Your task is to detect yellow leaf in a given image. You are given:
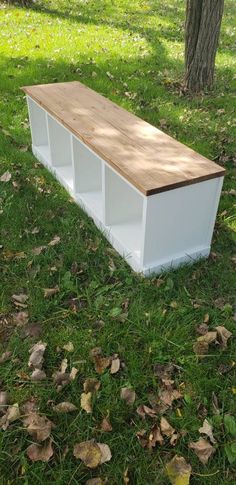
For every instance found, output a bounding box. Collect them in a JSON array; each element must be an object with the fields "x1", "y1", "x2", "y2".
[{"x1": 166, "y1": 455, "x2": 191, "y2": 485}]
